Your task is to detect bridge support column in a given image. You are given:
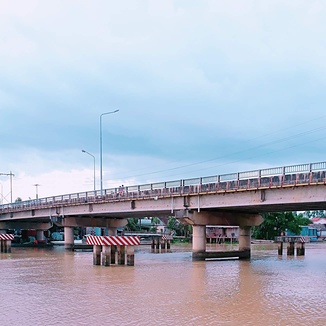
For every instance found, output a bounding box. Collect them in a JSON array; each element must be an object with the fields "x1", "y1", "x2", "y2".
[
  {"x1": 118, "y1": 246, "x2": 126, "y2": 265},
  {"x1": 192, "y1": 225, "x2": 206, "y2": 260},
  {"x1": 238, "y1": 226, "x2": 251, "y2": 259},
  {"x1": 102, "y1": 245, "x2": 111, "y2": 266},
  {"x1": 287, "y1": 242, "x2": 295, "y2": 256},
  {"x1": 278, "y1": 242, "x2": 283, "y2": 255},
  {"x1": 111, "y1": 246, "x2": 117, "y2": 264},
  {"x1": 93, "y1": 245, "x2": 101, "y2": 265},
  {"x1": 296, "y1": 242, "x2": 305, "y2": 256},
  {"x1": 36, "y1": 230, "x2": 46, "y2": 242},
  {"x1": 108, "y1": 227, "x2": 117, "y2": 236},
  {"x1": 177, "y1": 210, "x2": 263, "y2": 260},
  {"x1": 64, "y1": 226, "x2": 74, "y2": 250},
  {"x1": 1, "y1": 240, "x2": 11, "y2": 253},
  {"x1": 126, "y1": 246, "x2": 135, "y2": 266}
]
